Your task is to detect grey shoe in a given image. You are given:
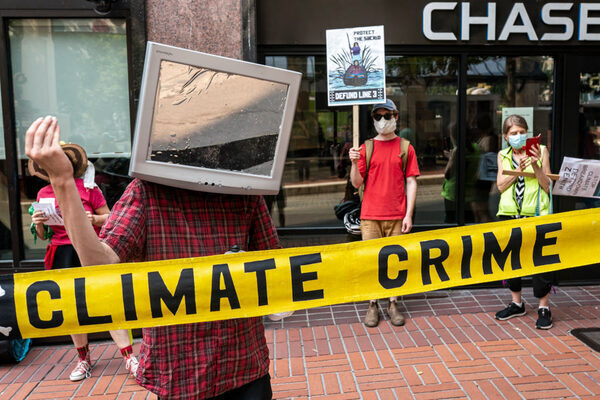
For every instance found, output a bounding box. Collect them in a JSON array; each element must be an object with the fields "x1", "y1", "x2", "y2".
[
  {"x1": 388, "y1": 300, "x2": 405, "y2": 326},
  {"x1": 364, "y1": 302, "x2": 380, "y2": 327}
]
